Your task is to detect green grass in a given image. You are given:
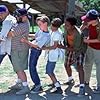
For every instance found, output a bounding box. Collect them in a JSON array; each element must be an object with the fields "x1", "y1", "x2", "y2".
[
  {"x1": 0, "y1": 54, "x2": 96, "y2": 93},
  {"x1": 30, "y1": 25, "x2": 64, "y2": 33}
]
